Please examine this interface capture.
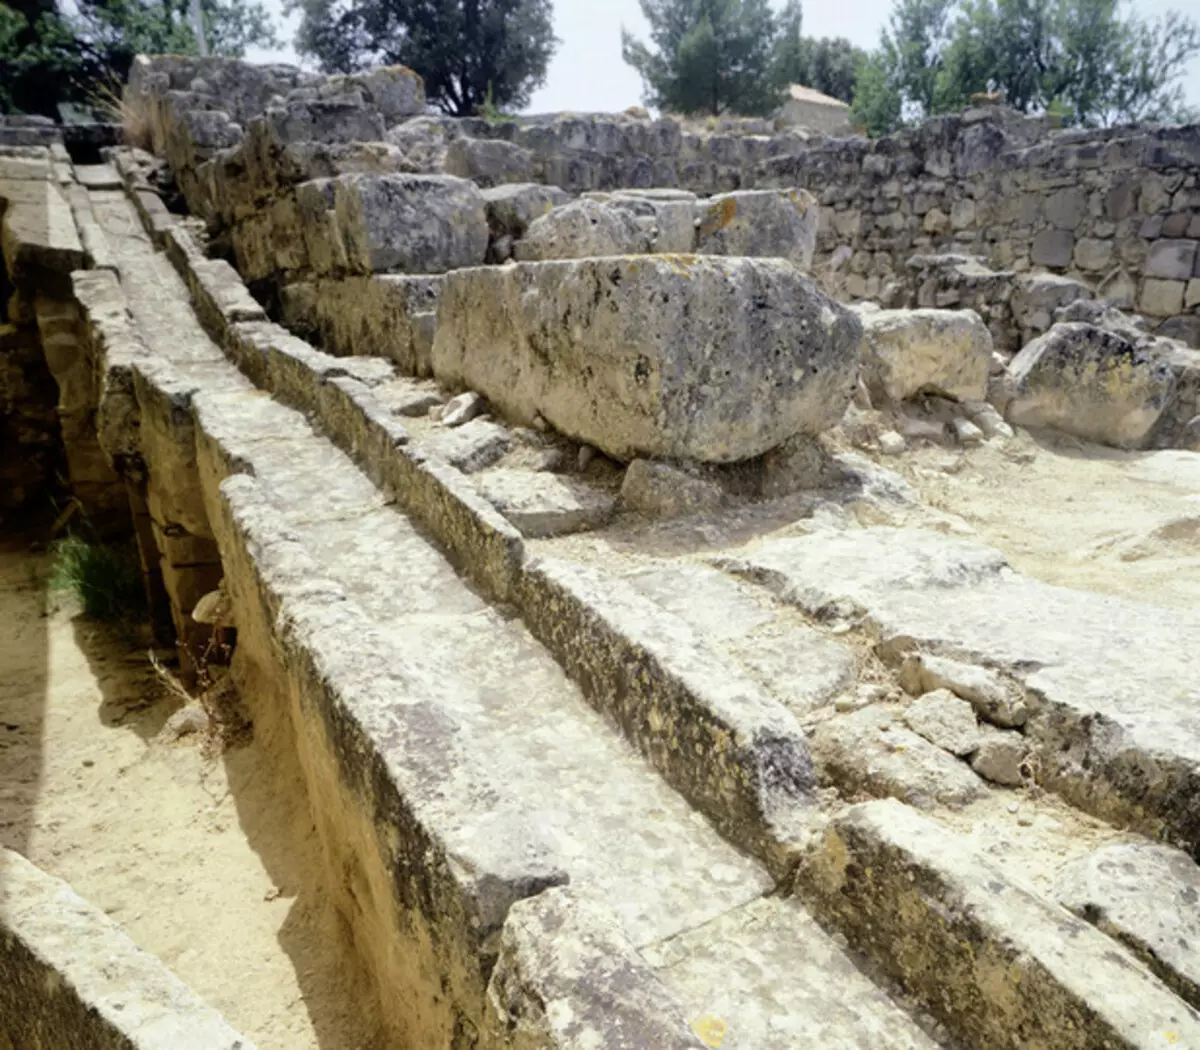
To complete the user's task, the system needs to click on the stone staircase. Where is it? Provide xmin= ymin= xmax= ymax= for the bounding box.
xmin=4 ymin=90 xmax=1200 ymax=1050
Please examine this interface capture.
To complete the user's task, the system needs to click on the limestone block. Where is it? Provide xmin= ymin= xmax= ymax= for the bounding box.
xmin=335 ymin=65 xmax=424 ymax=122
xmin=305 ymin=173 xmax=488 ymax=275
xmin=810 ymin=707 xmax=987 ymax=810
xmin=1005 ymin=322 xmax=1174 ymax=448
xmin=1044 ymin=187 xmax=1085 ymax=229
xmin=950 ymin=198 xmax=976 ymax=230
xmin=444 ymin=137 xmax=535 ymax=188
xmin=620 ymin=460 xmax=724 ymax=518
xmin=694 ymin=188 xmax=818 ymax=269
xmin=0 ymin=178 xmax=85 ymax=293
xmin=1072 ymin=237 xmax=1114 ymax=273
xmin=432 ymin=256 xmax=862 ymax=463
xmin=1030 ymin=228 xmax=1074 ymax=268
xmin=515 ymin=198 xmax=650 ymax=261
xmin=421 ymin=418 xmax=511 ymax=473
xmin=591 ymin=190 xmax=698 ymax=254
xmin=483 ymin=183 xmax=572 ymax=239
xmin=476 ymin=469 xmax=616 ymax=537
xmin=1186 ymin=279 xmax=1200 ymax=311
xmin=1145 ymin=239 xmax=1198 ymax=280
xmin=858 ymin=307 xmax=992 ymax=403
xmin=900 ymin=651 xmax=1027 ymax=727
xmin=260 ymin=98 xmax=386 ymax=147
xmin=1011 ymin=273 xmax=1093 ymax=336
xmin=902 ymin=689 xmax=981 ymax=757
xmin=1054 ymin=842 xmax=1200 ymax=1007
xmin=1140 ymin=278 xmax=1186 ymax=317
xmin=970 ymin=729 xmax=1028 ymax=785
xmin=0 ymin=847 xmax=254 ymax=1050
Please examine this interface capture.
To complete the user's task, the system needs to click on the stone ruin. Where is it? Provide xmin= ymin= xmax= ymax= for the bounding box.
xmin=2 ymin=52 xmax=1200 ymax=1050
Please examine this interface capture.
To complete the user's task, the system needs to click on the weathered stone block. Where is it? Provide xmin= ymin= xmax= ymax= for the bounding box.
xmin=444 ymin=137 xmax=535 ymax=188
xmin=1145 ymin=239 xmax=1198 ymax=280
xmin=695 ymin=189 xmax=818 ymax=269
xmin=304 ymin=173 xmax=488 ymax=275
xmin=432 ymin=256 xmax=861 ymax=463
xmin=1030 ymin=228 xmax=1074 ymax=268
xmin=1140 ymin=278 xmax=1186 ymax=317
xmin=858 ymin=307 xmax=992 ymax=403
xmin=482 ymin=183 xmax=572 ymax=239
xmin=1072 ymin=237 xmax=1114 ymax=272
xmin=1005 ymin=322 xmax=1175 ymax=448
xmin=515 ymin=198 xmax=649 ymax=261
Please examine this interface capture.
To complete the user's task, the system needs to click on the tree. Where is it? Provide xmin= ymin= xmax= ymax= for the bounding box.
xmin=770 ymin=1 xmax=866 ymax=105
xmin=853 ymin=0 xmax=1200 ymax=135
xmin=293 ymin=0 xmax=558 ymax=116
xmin=621 ymin=0 xmax=780 ymax=116
xmin=1 ymin=0 xmax=278 ymax=117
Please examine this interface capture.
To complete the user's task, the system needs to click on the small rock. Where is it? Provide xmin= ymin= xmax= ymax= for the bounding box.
xmin=421 ymin=418 xmax=511 ymax=473
xmin=900 ymin=652 xmax=1028 ymax=727
xmin=440 ymin=390 xmax=485 ymax=427
xmin=903 ymin=689 xmax=981 ymax=757
xmin=532 ymin=448 xmax=566 ymax=472
xmin=476 ymin=469 xmax=616 ymax=537
xmin=938 ymin=454 xmax=965 ymax=474
xmin=620 ymin=460 xmax=724 ymax=519
xmin=964 ymin=400 xmax=1014 ymax=439
xmin=970 ymin=730 xmax=1029 ymax=786
xmin=392 ymin=390 xmax=443 ymax=418
xmin=577 ymin=444 xmax=596 ymax=471
xmin=878 ymin=430 xmax=907 ymax=455
xmin=901 ymin=416 xmax=946 ymax=443
xmin=950 ymin=418 xmax=984 ymax=446
xmin=160 ymin=705 xmax=212 ymax=741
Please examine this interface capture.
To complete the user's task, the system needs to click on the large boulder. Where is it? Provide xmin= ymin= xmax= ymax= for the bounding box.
xmin=514 ymin=198 xmax=651 ymax=261
xmin=1004 ymin=322 xmax=1176 ymax=448
xmin=858 ymin=307 xmax=992 ymax=403
xmin=694 ymin=188 xmax=818 ymax=269
xmin=297 ymin=172 xmax=488 ymax=275
xmin=432 ymin=255 xmax=862 ymax=463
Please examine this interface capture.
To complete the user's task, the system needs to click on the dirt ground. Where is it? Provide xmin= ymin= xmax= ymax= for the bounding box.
xmin=899 ymin=428 xmax=1200 ymax=610
xmin=0 ymin=537 xmax=386 ymax=1050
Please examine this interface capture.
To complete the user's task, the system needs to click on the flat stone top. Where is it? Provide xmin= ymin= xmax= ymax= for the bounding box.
xmin=0 ymin=847 xmax=254 ymax=1050
xmin=723 ymin=526 xmax=1200 ymax=767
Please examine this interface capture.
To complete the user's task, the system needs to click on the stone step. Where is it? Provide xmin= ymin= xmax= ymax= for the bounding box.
xmin=644 ymin=896 xmax=941 ymax=1050
xmin=807 ymin=799 xmax=1200 ymax=1050
xmin=138 ymin=179 xmax=819 ymax=873
xmin=96 ymin=161 xmax=968 ymax=1050
xmin=1 ymin=847 xmax=253 ymax=1050
xmin=1054 ymin=841 xmax=1200 ymax=1010
xmin=719 ymin=525 xmax=1200 ymax=857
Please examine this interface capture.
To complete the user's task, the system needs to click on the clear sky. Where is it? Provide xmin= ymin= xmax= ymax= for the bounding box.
xmin=246 ymin=0 xmax=1200 ymax=116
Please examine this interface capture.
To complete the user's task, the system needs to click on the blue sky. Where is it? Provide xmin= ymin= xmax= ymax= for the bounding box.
xmin=247 ymin=0 xmax=1200 ymax=116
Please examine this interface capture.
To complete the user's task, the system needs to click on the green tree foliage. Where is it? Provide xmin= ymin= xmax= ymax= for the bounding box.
xmin=770 ymin=0 xmax=866 ymax=105
xmin=0 ymin=0 xmax=278 ymax=117
xmin=293 ymin=0 xmax=558 ymax=117
xmin=853 ymin=0 xmax=1200 ymax=135
xmin=621 ymin=0 xmax=781 ymax=116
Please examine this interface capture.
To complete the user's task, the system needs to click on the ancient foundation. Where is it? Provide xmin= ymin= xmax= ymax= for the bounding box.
xmin=2 ymin=55 xmax=1200 ymax=1050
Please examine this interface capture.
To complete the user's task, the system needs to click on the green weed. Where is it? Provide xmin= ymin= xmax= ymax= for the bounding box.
xmin=48 ymin=533 xmax=145 ymax=622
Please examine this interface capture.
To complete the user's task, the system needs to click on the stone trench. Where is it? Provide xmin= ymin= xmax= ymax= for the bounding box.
xmin=1 ymin=53 xmax=1200 ymax=1050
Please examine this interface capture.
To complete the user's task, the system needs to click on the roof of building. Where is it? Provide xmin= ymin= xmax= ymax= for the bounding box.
xmin=786 ymin=84 xmax=851 ymax=110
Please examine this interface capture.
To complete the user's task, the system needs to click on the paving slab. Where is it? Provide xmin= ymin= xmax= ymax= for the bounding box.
xmin=723 ymin=526 xmax=1200 ymax=853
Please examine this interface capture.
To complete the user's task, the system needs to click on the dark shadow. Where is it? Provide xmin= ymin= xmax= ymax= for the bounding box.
xmin=0 ymin=533 xmax=51 ymax=867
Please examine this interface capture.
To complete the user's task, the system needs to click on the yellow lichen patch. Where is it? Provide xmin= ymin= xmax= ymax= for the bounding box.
xmin=691 ymin=1014 xmax=727 ymax=1047
xmin=699 ymin=196 xmax=739 ymax=235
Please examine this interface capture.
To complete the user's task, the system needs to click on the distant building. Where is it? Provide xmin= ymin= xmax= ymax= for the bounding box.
xmin=777 ymin=84 xmax=854 ymax=135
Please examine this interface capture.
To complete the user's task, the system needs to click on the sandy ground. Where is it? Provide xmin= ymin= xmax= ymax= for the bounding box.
xmin=899 ymin=429 xmax=1200 ymax=610
xmin=0 ymin=537 xmax=386 ymax=1050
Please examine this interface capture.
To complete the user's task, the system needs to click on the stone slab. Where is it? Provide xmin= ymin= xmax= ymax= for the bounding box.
xmin=0 ymin=847 xmax=253 ymax=1050
xmin=475 ymin=468 xmax=616 ymax=537
xmin=1055 ymin=842 xmax=1200 ymax=1009
xmin=810 ymin=800 xmax=1200 ymax=1050
xmin=645 ymin=896 xmax=940 ymax=1050
xmin=432 ymin=256 xmax=861 ymax=464
xmin=723 ymin=526 xmax=1200 ymax=854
